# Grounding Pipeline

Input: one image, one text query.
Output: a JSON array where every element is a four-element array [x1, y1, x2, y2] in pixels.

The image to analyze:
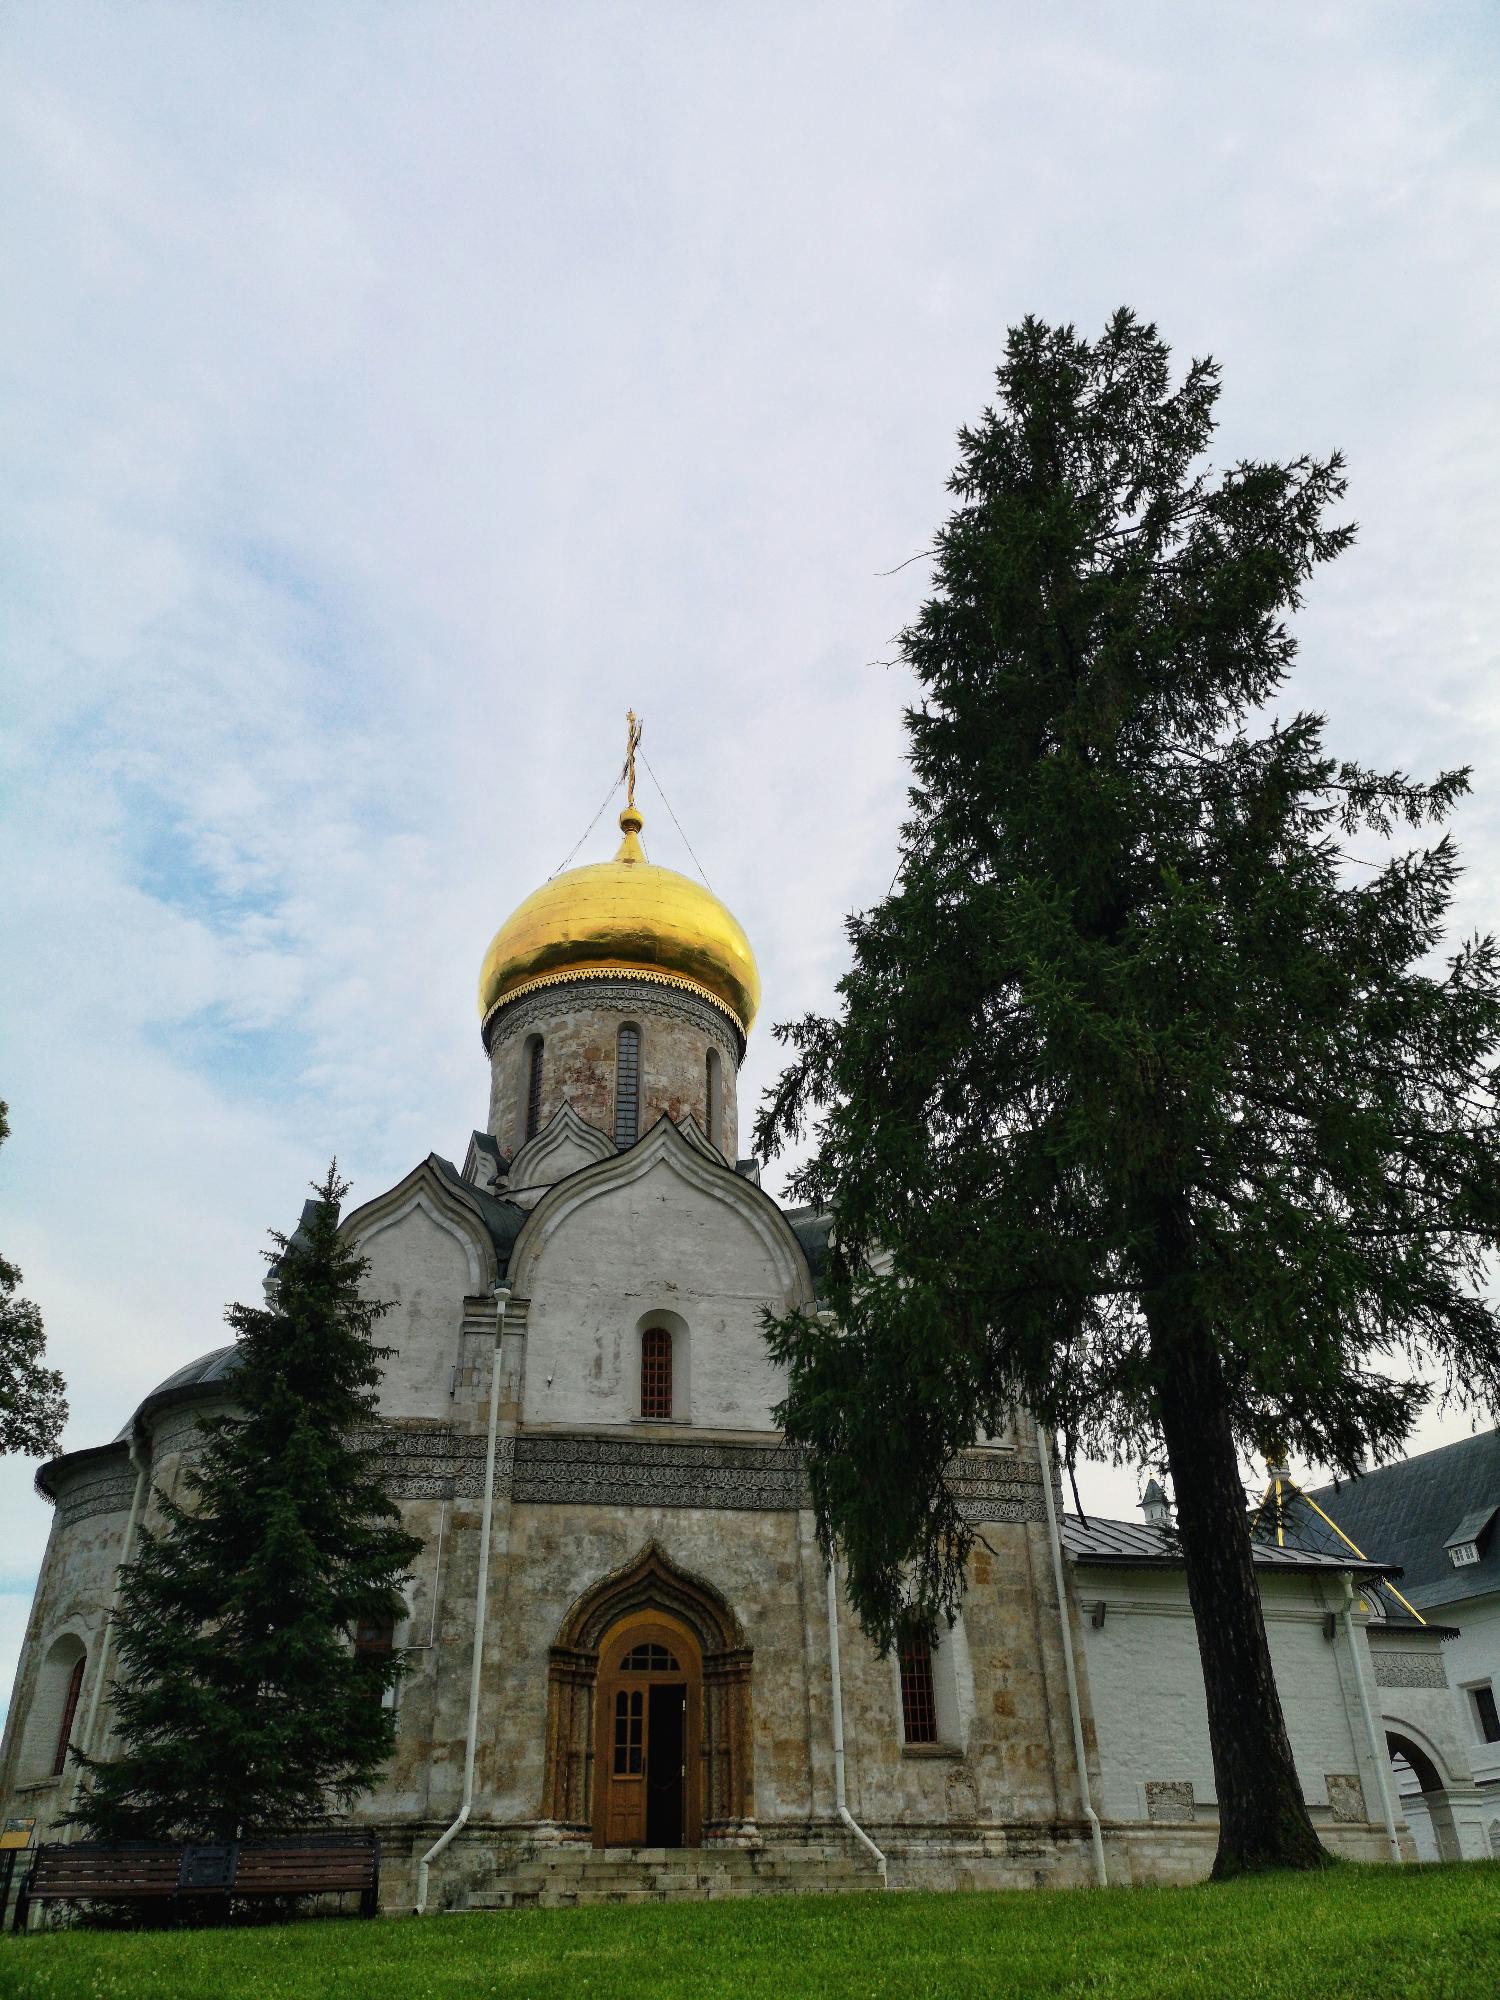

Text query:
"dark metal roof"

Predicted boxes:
[[1063, 1512, 1391, 1576], [785, 1207, 832, 1285], [112, 1343, 242, 1443], [429, 1155, 527, 1273], [1306, 1429, 1500, 1611]]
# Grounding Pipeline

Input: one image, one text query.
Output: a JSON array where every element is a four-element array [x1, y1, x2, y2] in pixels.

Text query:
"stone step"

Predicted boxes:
[[463, 1845, 884, 1912]]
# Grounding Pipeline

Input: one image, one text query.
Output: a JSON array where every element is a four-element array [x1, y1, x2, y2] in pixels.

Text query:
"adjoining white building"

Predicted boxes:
[[1302, 1436, 1500, 1862], [0, 755, 1484, 1906]]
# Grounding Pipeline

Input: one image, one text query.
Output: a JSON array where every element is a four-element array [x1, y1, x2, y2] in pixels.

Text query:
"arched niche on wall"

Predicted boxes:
[[24, 1632, 87, 1783]]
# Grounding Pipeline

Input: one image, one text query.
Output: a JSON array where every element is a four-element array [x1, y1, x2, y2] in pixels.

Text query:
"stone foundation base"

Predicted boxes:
[[1100, 1816, 1400, 1886], [365, 1812, 1404, 1912]]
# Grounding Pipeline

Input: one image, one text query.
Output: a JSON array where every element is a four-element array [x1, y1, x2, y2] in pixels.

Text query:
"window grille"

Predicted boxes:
[[525, 1038, 544, 1141], [705, 1048, 718, 1146], [1475, 1683, 1500, 1745], [899, 1627, 939, 1745], [621, 1642, 680, 1672], [615, 1024, 641, 1147], [613, 1687, 644, 1774], [52, 1655, 85, 1777], [641, 1326, 673, 1419]]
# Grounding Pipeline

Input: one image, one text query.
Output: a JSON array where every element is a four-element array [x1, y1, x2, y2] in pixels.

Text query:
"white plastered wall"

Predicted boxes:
[[515, 1146, 798, 1433], [1077, 1567, 1369, 1824], [1432, 1592, 1500, 1798], [356, 1195, 484, 1420]]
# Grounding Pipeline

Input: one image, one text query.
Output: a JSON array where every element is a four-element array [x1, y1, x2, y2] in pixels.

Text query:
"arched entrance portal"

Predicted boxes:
[[595, 1614, 701, 1847], [1388, 1729, 1462, 1862], [541, 1543, 753, 1847]]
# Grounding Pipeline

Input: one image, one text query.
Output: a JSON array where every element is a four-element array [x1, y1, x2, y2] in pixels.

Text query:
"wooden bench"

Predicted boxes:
[[13, 1833, 380, 1928]]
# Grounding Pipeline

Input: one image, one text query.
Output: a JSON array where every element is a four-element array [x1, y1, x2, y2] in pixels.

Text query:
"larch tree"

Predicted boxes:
[[755, 311, 1500, 1877], [0, 1100, 67, 1459], [74, 1165, 422, 1841]]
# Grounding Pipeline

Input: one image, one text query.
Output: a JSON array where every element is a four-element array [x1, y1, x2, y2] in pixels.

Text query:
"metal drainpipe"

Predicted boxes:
[[1036, 1426, 1108, 1887], [824, 1556, 887, 1884], [67, 1430, 151, 1821], [1340, 1574, 1403, 1864], [415, 1282, 510, 1914]]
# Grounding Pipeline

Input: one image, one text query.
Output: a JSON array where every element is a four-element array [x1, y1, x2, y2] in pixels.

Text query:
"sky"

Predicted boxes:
[[3, 2, 1499, 1722]]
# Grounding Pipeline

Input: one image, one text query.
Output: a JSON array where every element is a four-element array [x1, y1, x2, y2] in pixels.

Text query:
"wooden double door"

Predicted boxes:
[[593, 1615, 702, 1848]]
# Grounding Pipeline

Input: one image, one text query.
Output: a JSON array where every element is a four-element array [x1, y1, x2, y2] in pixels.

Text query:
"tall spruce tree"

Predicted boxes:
[[0, 1102, 68, 1458], [757, 311, 1500, 1877], [75, 1166, 421, 1841]]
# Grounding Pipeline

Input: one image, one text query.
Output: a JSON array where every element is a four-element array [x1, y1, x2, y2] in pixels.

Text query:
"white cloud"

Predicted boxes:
[[3, 1, 1499, 1716]]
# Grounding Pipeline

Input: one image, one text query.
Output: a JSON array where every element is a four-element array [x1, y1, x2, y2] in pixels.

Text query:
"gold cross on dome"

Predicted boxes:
[[623, 709, 642, 809]]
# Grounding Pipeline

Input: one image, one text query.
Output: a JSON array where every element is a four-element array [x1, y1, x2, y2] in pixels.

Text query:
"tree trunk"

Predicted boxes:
[[1149, 1295, 1330, 1877]]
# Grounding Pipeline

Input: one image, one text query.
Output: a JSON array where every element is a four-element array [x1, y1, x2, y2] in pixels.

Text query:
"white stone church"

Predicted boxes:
[[3, 759, 1492, 1906]]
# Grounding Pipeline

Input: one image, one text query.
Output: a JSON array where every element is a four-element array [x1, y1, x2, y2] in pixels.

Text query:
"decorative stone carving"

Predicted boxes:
[[54, 1467, 138, 1529], [513, 1436, 803, 1512], [64, 1414, 1045, 1524], [354, 1425, 501, 1499], [1372, 1651, 1448, 1690], [949, 1449, 1049, 1525], [541, 1542, 754, 1841], [488, 979, 740, 1066], [350, 1424, 1047, 1519], [508, 1436, 1046, 1522], [1145, 1780, 1194, 1822], [1325, 1774, 1366, 1823]]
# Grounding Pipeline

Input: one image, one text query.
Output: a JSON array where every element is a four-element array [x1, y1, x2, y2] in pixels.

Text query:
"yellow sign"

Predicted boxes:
[[0, 1815, 35, 1850]]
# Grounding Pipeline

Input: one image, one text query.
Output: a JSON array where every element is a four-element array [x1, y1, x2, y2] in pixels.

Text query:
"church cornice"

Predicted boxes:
[[483, 969, 745, 1062]]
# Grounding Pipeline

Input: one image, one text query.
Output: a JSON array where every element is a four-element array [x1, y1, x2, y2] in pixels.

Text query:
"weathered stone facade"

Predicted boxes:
[[486, 979, 741, 1164]]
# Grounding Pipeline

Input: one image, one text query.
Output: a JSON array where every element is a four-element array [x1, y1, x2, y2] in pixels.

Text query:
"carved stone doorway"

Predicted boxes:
[[541, 1542, 754, 1846], [595, 1615, 700, 1847]]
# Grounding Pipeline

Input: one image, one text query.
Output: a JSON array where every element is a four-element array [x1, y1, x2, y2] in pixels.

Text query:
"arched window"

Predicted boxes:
[[524, 1036, 545, 1142], [898, 1624, 938, 1745], [641, 1325, 673, 1419], [615, 1024, 641, 1148], [705, 1047, 720, 1148], [52, 1652, 86, 1777]]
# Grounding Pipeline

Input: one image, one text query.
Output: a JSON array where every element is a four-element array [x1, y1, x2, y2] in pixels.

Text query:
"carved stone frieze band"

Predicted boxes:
[[948, 1449, 1048, 1526], [1371, 1649, 1448, 1689], [51, 1416, 1048, 1524], [356, 1424, 1046, 1521], [55, 1468, 139, 1529], [512, 1435, 804, 1511], [486, 979, 740, 1066], [354, 1425, 505, 1500]]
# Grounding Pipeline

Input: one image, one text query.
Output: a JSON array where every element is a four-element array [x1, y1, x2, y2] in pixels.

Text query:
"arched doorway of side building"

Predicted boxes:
[[1387, 1728, 1463, 1862]]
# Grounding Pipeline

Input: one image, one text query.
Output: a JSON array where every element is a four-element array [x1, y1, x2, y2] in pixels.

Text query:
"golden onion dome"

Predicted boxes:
[[479, 803, 760, 1042]]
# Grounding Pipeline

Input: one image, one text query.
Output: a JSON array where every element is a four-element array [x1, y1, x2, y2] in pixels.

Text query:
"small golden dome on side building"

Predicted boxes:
[[479, 805, 760, 1045]]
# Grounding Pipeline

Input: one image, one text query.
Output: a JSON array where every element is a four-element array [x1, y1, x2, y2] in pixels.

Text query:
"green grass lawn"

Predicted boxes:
[[3, 1864, 1498, 2000]]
